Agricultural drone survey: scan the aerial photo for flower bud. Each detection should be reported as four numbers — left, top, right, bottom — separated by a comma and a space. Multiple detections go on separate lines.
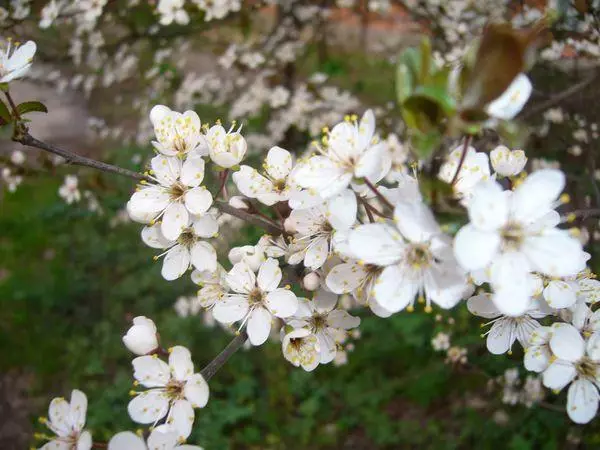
302, 272, 321, 291
122, 316, 159, 355
284, 217, 296, 234
229, 196, 250, 210
207, 124, 247, 168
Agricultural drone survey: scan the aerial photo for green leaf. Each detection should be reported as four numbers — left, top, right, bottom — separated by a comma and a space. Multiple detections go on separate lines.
396, 47, 421, 103
0, 99, 12, 125
410, 130, 442, 160
16, 101, 48, 115
412, 85, 457, 115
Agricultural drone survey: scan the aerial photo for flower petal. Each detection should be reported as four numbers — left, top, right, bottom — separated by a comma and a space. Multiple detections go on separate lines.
326, 189, 356, 231
247, 306, 272, 346
212, 295, 249, 324
486, 319, 515, 355
142, 224, 174, 249
374, 265, 417, 312
161, 245, 191, 281
181, 155, 205, 187
265, 146, 292, 180
467, 180, 508, 231
326, 262, 368, 294
132, 355, 170, 388
394, 200, 440, 243
542, 361, 577, 390
190, 241, 217, 273
184, 187, 213, 216
161, 202, 189, 241
453, 224, 500, 271
257, 258, 282, 292
567, 379, 599, 424
108, 431, 146, 450
170, 399, 194, 440
543, 280, 577, 309
127, 390, 170, 424
169, 346, 194, 381
522, 229, 584, 278
226, 261, 256, 294
265, 288, 298, 318
511, 169, 564, 223
549, 324, 585, 362
467, 293, 501, 319
348, 223, 404, 265
183, 373, 209, 408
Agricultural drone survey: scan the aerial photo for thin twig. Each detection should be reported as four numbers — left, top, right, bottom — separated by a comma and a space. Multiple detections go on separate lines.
216, 201, 283, 235
200, 331, 248, 381
363, 178, 394, 210
520, 70, 599, 120
450, 135, 472, 186
216, 169, 230, 200
16, 132, 146, 180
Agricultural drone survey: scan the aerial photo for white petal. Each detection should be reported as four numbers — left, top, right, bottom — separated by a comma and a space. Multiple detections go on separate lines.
567, 379, 599, 424
423, 261, 467, 309
543, 280, 577, 309
212, 295, 249, 324
184, 187, 213, 216
453, 225, 500, 271
522, 229, 584, 278
524, 345, 552, 373
293, 156, 352, 199
374, 265, 417, 312
265, 289, 298, 318
486, 319, 515, 355
161, 245, 190, 281
128, 187, 170, 223
586, 332, 600, 361
181, 155, 205, 187
511, 169, 564, 223
486, 73, 532, 120
48, 397, 70, 436
304, 235, 330, 270
146, 429, 179, 450
190, 241, 217, 273
550, 324, 585, 362
191, 213, 219, 238
542, 361, 577, 390
467, 294, 501, 319
170, 399, 194, 440
127, 390, 170, 424
317, 330, 337, 364
327, 310, 360, 330
326, 189, 356, 231
348, 223, 404, 265
69, 389, 88, 431
142, 224, 174, 249
492, 285, 531, 317
151, 155, 181, 186
77, 430, 91, 450
161, 203, 189, 241
467, 180, 508, 231
132, 355, 170, 388
326, 262, 368, 294
355, 142, 384, 179
257, 258, 282, 292
108, 432, 146, 450
489, 252, 532, 315
265, 146, 292, 180
169, 346, 194, 381
183, 373, 209, 408
226, 261, 256, 294
247, 307, 272, 346
233, 165, 273, 199
393, 201, 440, 243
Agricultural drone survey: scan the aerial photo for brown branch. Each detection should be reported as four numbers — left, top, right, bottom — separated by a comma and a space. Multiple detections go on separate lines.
13, 132, 283, 234
363, 178, 394, 210
15, 132, 146, 180
200, 331, 248, 381
450, 135, 472, 186
520, 70, 599, 120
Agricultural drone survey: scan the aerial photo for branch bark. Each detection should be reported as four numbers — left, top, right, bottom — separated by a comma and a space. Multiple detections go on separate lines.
200, 331, 248, 381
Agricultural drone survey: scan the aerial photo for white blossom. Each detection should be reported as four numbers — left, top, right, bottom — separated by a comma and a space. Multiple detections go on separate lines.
0, 39, 36, 83
58, 175, 81, 204
128, 346, 209, 440
486, 73, 532, 120
206, 123, 247, 168
438, 144, 491, 200
281, 327, 320, 371
454, 170, 585, 316
108, 428, 203, 450
149, 105, 207, 158
122, 316, 159, 355
212, 258, 298, 346
39, 389, 91, 450
490, 146, 527, 177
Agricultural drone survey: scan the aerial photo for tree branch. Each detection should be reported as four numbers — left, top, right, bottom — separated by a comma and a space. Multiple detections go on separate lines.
13, 131, 283, 235
200, 331, 248, 381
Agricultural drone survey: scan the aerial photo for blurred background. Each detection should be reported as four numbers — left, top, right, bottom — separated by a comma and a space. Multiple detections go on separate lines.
2, 0, 600, 449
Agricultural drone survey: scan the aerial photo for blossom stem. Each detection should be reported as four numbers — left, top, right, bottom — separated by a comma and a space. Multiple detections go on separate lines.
450, 135, 472, 186
363, 178, 394, 210
357, 195, 375, 222
92, 443, 108, 448
217, 169, 230, 200
200, 331, 248, 381
4, 90, 20, 120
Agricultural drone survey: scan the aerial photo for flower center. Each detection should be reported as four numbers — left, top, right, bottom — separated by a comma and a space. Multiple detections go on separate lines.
168, 182, 186, 201
576, 357, 597, 379
309, 314, 327, 332
406, 244, 431, 269
248, 288, 265, 305
165, 379, 185, 400
289, 337, 304, 351
177, 228, 196, 248
501, 222, 524, 249
273, 179, 287, 192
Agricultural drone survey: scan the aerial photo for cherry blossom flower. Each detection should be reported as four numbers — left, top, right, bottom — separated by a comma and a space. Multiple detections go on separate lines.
288, 189, 357, 270
141, 213, 218, 280
192, 265, 228, 309
454, 169, 585, 316
349, 200, 468, 314
543, 273, 600, 310
468, 294, 550, 355
128, 346, 209, 440
438, 144, 491, 200
149, 105, 207, 158
157, 0, 190, 26
0, 39, 36, 83
122, 316, 159, 355
233, 146, 296, 205
39, 389, 92, 450
206, 123, 247, 168
212, 258, 298, 346
293, 110, 389, 199
58, 175, 81, 204
490, 146, 527, 177
127, 154, 213, 241
228, 244, 266, 272
281, 327, 320, 371
431, 332, 451, 351
486, 73, 532, 120
108, 428, 202, 450
286, 290, 360, 364
540, 324, 600, 424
